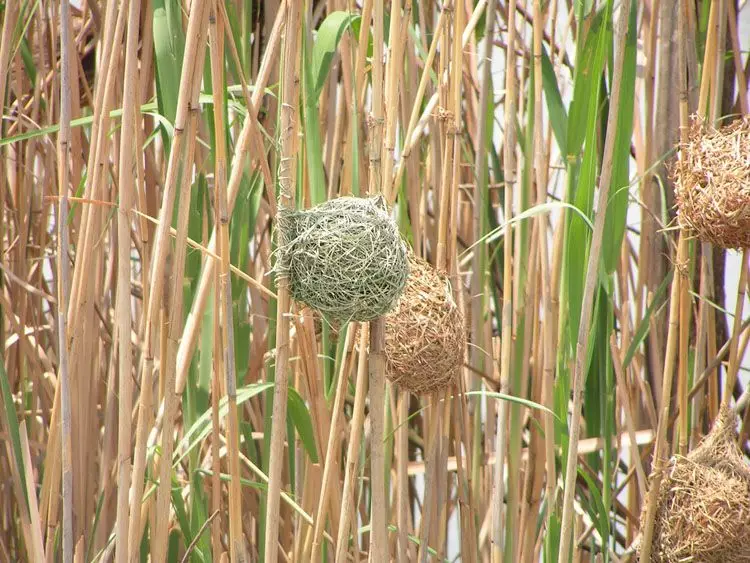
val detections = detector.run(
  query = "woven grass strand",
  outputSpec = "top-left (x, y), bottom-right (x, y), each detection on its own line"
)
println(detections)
top-left (384, 254), bottom-right (465, 395)
top-left (673, 115), bottom-right (750, 249)
top-left (275, 195), bottom-right (409, 323)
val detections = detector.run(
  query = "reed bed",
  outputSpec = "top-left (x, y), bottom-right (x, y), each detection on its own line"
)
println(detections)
top-left (1, 0), bottom-right (749, 562)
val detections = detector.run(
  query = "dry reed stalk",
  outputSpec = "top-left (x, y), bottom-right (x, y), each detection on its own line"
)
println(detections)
top-left (174, 1), bottom-right (285, 397)
top-left (638, 238), bottom-right (690, 561)
top-left (557, 0), bottom-right (633, 556)
top-left (264, 2), bottom-right (300, 561)
top-left (493, 0), bottom-right (519, 557)
top-left (724, 252), bottom-right (748, 402)
top-left (396, 393), bottom-right (410, 563)
top-left (20, 421), bottom-right (45, 562)
top-left (308, 324), bottom-right (358, 561)
top-left (610, 337), bottom-right (648, 497)
top-left (54, 2), bottom-right (124, 545)
top-left (207, 3), bottom-right (246, 560)
top-left (335, 325), bottom-right (370, 562)
top-left (367, 1), bottom-right (388, 559)
top-left (112, 0), bottom-right (142, 558)
top-left (0, 0), bottom-right (18, 122)
top-left (57, 1), bottom-right (74, 561)
top-left (640, 0), bottom-right (724, 554)
top-left (471, 0), bottom-right (496, 505)
top-left (676, 0), bottom-right (694, 459)
top-left (211, 278), bottom-right (224, 561)
top-left (387, 7), bottom-right (446, 204)
top-left (529, 0), bottom-right (558, 541)
top-left (147, 0), bottom-right (211, 559)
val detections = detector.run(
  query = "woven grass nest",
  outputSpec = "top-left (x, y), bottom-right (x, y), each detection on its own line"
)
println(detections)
top-left (274, 195), bottom-right (409, 323)
top-left (640, 405), bottom-right (750, 562)
top-left (673, 115), bottom-right (750, 249)
top-left (384, 254), bottom-right (465, 395)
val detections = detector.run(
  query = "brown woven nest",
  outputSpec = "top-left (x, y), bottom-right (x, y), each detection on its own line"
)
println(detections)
top-left (673, 115), bottom-right (750, 249)
top-left (384, 254), bottom-right (465, 395)
top-left (640, 405), bottom-right (750, 562)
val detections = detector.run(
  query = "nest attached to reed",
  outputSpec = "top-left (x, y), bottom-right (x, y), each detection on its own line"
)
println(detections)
top-left (384, 254), bottom-right (465, 395)
top-left (672, 115), bottom-right (750, 249)
top-left (641, 405), bottom-right (750, 562)
top-left (274, 195), bottom-right (409, 323)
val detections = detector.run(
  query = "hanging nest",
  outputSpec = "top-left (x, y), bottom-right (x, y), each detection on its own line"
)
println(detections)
top-left (274, 195), bottom-right (409, 323)
top-left (384, 254), bottom-right (465, 395)
top-left (640, 405), bottom-right (750, 562)
top-left (672, 115), bottom-right (750, 249)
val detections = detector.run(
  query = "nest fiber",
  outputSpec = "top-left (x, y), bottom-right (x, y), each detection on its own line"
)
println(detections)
top-left (641, 405), bottom-right (750, 562)
top-left (384, 255), bottom-right (465, 394)
top-left (275, 196), bottom-right (409, 323)
top-left (673, 115), bottom-right (750, 249)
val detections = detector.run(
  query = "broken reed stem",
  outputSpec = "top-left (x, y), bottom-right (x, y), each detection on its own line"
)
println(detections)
top-left (557, 0), bottom-right (632, 557)
top-left (264, 2), bottom-right (300, 561)
top-left (57, 0), bottom-right (73, 560)
top-left (207, 4), bottom-right (245, 560)
top-left (335, 325), bottom-right (370, 562)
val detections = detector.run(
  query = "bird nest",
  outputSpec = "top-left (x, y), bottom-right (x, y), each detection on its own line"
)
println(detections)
top-left (384, 254), bottom-right (465, 395)
top-left (672, 115), bottom-right (750, 249)
top-left (641, 405), bottom-right (750, 562)
top-left (274, 195), bottom-right (409, 324)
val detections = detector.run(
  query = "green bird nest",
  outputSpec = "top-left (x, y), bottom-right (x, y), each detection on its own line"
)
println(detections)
top-left (639, 405), bottom-right (750, 562)
top-left (673, 115), bottom-right (750, 249)
top-left (274, 195), bottom-right (409, 323)
top-left (384, 254), bottom-right (465, 395)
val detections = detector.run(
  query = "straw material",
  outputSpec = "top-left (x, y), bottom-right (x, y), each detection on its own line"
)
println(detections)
top-left (673, 115), bottom-right (750, 249)
top-left (641, 405), bottom-right (750, 562)
top-left (384, 254), bottom-right (465, 394)
top-left (274, 195), bottom-right (409, 323)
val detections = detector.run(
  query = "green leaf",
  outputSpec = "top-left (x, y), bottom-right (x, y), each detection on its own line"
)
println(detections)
top-left (287, 388), bottom-right (319, 463)
top-left (0, 359), bottom-right (28, 513)
top-left (622, 270), bottom-right (673, 369)
top-left (601, 0), bottom-right (637, 274)
top-left (541, 47), bottom-right (568, 157)
top-left (172, 382), bottom-right (274, 469)
top-left (311, 12), bottom-right (360, 100)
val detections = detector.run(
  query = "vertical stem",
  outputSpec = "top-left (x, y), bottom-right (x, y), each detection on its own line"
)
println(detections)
top-left (309, 324), bottom-right (358, 562)
top-left (264, 3), bottom-right (300, 561)
top-left (493, 0), bottom-right (518, 556)
top-left (335, 325), bottom-right (371, 562)
top-left (208, 2), bottom-right (245, 560)
top-left (557, 0), bottom-right (633, 557)
top-left (531, 0), bottom-right (557, 537)
top-left (368, 1), bottom-right (388, 560)
top-left (151, 1), bottom-right (211, 560)
top-left (57, 1), bottom-right (73, 561)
